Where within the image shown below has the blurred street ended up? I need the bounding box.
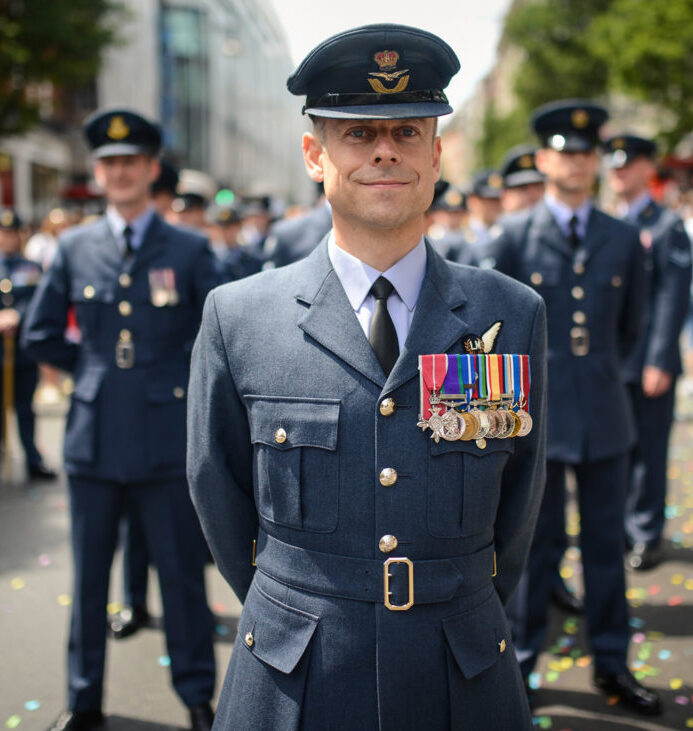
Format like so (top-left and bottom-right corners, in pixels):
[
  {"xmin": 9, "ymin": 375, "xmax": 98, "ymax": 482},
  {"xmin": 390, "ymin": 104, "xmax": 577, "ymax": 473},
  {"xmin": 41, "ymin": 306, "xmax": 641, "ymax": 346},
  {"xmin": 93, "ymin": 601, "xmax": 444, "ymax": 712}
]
[{"xmin": 1, "ymin": 382, "xmax": 692, "ymax": 730}]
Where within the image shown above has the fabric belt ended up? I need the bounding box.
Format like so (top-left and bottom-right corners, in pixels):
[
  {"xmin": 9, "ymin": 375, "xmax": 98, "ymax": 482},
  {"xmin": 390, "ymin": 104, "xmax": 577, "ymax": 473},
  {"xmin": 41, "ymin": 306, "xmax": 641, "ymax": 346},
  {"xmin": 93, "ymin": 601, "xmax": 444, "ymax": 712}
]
[{"xmin": 254, "ymin": 530, "xmax": 496, "ymax": 608}]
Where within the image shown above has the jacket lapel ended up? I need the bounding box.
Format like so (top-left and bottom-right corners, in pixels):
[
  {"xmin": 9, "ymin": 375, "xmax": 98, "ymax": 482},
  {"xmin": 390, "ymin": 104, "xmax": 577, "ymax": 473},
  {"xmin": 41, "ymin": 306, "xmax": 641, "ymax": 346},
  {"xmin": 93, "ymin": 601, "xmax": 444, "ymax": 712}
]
[
  {"xmin": 531, "ymin": 201, "xmax": 573, "ymax": 259},
  {"xmin": 581, "ymin": 207, "xmax": 610, "ymax": 264},
  {"xmin": 95, "ymin": 216, "xmax": 125, "ymax": 272}
]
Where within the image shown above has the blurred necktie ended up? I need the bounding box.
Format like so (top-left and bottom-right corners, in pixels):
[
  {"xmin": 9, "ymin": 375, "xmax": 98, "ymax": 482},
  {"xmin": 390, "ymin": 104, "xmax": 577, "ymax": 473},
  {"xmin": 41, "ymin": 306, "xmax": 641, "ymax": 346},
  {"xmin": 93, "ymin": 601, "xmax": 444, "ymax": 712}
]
[
  {"xmin": 124, "ymin": 225, "xmax": 134, "ymax": 256},
  {"xmin": 568, "ymin": 215, "xmax": 580, "ymax": 249},
  {"xmin": 369, "ymin": 276, "xmax": 399, "ymax": 376}
]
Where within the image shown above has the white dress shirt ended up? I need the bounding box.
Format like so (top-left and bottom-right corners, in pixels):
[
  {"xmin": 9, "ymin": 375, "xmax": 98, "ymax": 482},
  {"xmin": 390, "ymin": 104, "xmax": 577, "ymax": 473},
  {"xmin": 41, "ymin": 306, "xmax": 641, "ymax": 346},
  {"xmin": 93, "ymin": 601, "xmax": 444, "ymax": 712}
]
[
  {"xmin": 327, "ymin": 233, "xmax": 427, "ymax": 351},
  {"xmin": 544, "ymin": 193, "xmax": 591, "ymax": 239}
]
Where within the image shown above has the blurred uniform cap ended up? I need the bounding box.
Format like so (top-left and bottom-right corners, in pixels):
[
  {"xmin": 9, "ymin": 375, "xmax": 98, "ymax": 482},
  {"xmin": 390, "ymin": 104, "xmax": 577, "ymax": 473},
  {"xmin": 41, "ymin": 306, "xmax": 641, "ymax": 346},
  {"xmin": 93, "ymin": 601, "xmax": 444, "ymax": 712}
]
[
  {"xmin": 469, "ymin": 170, "xmax": 504, "ymax": 200},
  {"xmin": 499, "ymin": 145, "xmax": 545, "ymax": 188},
  {"xmin": 0, "ymin": 208, "xmax": 22, "ymax": 230},
  {"xmin": 603, "ymin": 134, "xmax": 657, "ymax": 169},
  {"xmin": 83, "ymin": 108, "xmax": 162, "ymax": 158},
  {"xmin": 151, "ymin": 160, "xmax": 179, "ymax": 197},
  {"xmin": 429, "ymin": 180, "xmax": 466, "ymax": 212},
  {"xmin": 287, "ymin": 23, "xmax": 459, "ymax": 119},
  {"xmin": 172, "ymin": 169, "xmax": 217, "ymax": 211},
  {"xmin": 531, "ymin": 99, "xmax": 608, "ymax": 152},
  {"xmin": 216, "ymin": 206, "xmax": 241, "ymax": 226}
]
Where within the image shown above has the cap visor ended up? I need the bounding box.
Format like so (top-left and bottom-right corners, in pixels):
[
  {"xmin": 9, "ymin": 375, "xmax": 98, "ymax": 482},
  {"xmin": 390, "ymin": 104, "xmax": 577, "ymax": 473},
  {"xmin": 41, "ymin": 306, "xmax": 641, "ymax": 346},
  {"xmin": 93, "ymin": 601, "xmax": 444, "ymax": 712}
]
[
  {"xmin": 92, "ymin": 143, "xmax": 157, "ymax": 158},
  {"xmin": 547, "ymin": 135, "xmax": 595, "ymax": 153},
  {"xmin": 305, "ymin": 102, "xmax": 453, "ymax": 120},
  {"xmin": 504, "ymin": 171, "xmax": 545, "ymax": 188}
]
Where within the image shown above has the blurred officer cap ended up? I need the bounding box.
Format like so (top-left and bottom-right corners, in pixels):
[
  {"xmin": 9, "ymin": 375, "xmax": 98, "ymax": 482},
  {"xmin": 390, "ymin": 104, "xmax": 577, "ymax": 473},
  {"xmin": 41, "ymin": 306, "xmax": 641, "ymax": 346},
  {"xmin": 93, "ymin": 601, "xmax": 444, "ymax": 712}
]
[
  {"xmin": 240, "ymin": 196, "xmax": 272, "ymax": 218},
  {"xmin": 603, "ymin": 134, "xmax": 657, "ymax": 169},
  {"xmin": 499, "ymin": 145, "xmax": 545, "ymax": 188},
  {"xmin": 216, "ymin": 205, "xmax": 241, "ymax": 226},
  {"xmin": 469, "ymin": 170, "xmax": 504, "ymax": 200},
  {"xmin": 151, "ymin": 160, "xmax": 179, "ymax": 196},
  {"xmin": 83, "ymin": 108, "xmax": 162, "ymax": 158},
  {"xmin": 531, "ymin": 99, "xmax": 608, "ymax": 152},
  {"xmin": 173, "ymin": 169, "xmax": 217, "ymax": 211},
  {"xmin": 287, "ymin": 23, "xmax": 460, "ymax": 119},
  {"xmin": 0, "ymin": 209, "xmax": 22, "ymax": 230},
  {"xmin": 429, "ymin": 180, "xmax": 466, "ymax": 212}
]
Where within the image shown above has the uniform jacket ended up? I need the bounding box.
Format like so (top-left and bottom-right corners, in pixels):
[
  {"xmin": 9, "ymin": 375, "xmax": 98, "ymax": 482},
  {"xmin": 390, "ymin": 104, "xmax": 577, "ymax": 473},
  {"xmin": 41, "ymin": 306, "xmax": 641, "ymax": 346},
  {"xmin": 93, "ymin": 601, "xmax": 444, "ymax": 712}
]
[
  {"xmin": 187, "ymin": 240, "xmax": 547, "ymax": 730},
  {"xmin": 622, "ymin": 199, "xmax": 692, "ymax": 382},
  {"xmin": 0, "ymin": 255, "xmax": 42, "ymax": 369},
  {"xmin": 487, "ymin": 200, "xmax": 646, "ymax": 464},
  {"xmin": 264, "ymin": 204, "xmax": 332, "ymax": 268},
  {"xmin": 22, "ymin": 213, "xmax": 220, "ymax": 483}
]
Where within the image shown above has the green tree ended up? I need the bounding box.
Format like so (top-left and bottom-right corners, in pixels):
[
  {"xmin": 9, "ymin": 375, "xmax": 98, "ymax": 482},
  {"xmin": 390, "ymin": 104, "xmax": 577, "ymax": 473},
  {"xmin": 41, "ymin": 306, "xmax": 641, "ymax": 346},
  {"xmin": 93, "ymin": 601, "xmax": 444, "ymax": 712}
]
[
  {"xmin": 0, "ymin": 0, "xmax": 127, "ymax": 136},
  {"xmin": 477, "ymin": 103, "xmax": 530, "ymax": 169}
]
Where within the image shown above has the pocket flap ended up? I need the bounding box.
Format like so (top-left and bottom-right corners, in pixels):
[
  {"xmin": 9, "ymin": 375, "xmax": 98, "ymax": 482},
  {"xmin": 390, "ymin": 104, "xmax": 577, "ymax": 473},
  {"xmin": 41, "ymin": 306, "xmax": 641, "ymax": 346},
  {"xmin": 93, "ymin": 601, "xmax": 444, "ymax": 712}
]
[
  {"xmin": 146, "ymin": 377, "xmax": 187, "ymax": 403},
  {"xmin": 443, "ymin": 591, "xmax": 509, "ymax": 679},
  {"xmin": 239, "ymin": 584, "xmax": 319, "ymax": 674},
  {"xmin": 72, "ymin": 367, "xmax": 106, "ymax": 402},
  {"xmin": 246, "ymin": 395, "xmax": 340, "ymax": 450},
  {"xmin": 431, "ymin": 434, "xmax": 515, "ymax": 457},
  {"xmin": 71, "ymin": 280, "xmax": 114, "ymax": 303}
]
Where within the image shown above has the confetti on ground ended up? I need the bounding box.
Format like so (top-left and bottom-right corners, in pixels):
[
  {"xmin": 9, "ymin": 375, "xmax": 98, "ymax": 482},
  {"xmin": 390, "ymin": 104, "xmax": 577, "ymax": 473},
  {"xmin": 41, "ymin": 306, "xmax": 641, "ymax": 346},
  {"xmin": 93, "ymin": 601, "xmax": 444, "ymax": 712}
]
[
  {"xmin": 658, "ymin": 649, "xmax": 672, "ymax": 660},
  {"xmin": 10, "ymin": 578, "xmax": 25, "ymax": 590},
  {"xmin": 676, "ymin": 696, "xmax": 690, "ymax": 705},
  {"xmin": 157, "ymin": 655, "xmax": 171, "ymax": 667},
  {"xmin": 671, "ymin": 678, "xmax": 684, "ymax": 690},
  {"xmin": 672, "ymin": 573, "xmax": 685, "ymax": 585},
  {"xmin": 106, "ymin": 602, "xmax": 123, "ymax": 615},
  {"xmin": 545, "ymin": 670, "xmax": 559, "ymax": 683},
  {"xmin": 215, "ymin": 624, "xmax": 229, "ymax": 636},
  {"xmin": 528, "ymin": 672, "xmax": 542, "ymax": 690},
  {"xmin": 5, "ymin": 717, "xmax": 20, "ymax": 729},
  {"xmin": 23, "ymin": 702, "xmax": 39, "ymax": 712},
  {"xmin": 38, "ymin": 554, "xmax": 52, "ymax": 567},
  {"xmin": 57, "ymin": 594, "xmax": 71, "ymax": 606}
]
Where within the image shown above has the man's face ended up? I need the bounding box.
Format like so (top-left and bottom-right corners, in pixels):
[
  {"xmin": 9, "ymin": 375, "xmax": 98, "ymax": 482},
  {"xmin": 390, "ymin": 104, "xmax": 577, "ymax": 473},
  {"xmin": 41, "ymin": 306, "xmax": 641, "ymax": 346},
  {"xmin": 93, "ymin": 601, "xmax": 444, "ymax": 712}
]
[
  {"xmin": 467, "ymin": 195, "xmax": 503, "ymax": 227},
  {"xmin": 93, "ymin": 154, "xmax": 160, "ymax": 207},
  {"xmin": 0, "ymin": 229, "xmax": 21, "ymax": 255},
  {"xmin": 501, "ymin": 182, "xmax": 545, "ymax": 213},
  {"xmin": 609, "ymin": 157, "xmax": 655, "ymax": 199},
  {"xmin": 303, "ymin": 117, "xmax": 441, "ymax": 233},
  {"xmin": 535, "ymin": 148, "xmax": 599, "ymax": 195}
]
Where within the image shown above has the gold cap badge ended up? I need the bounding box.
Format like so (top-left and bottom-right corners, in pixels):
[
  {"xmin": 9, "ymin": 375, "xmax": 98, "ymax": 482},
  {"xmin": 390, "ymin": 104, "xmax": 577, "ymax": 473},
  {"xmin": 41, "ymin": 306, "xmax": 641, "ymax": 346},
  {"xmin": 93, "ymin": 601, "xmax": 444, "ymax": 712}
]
[
  {"xmin": 1, "ymin": 210, "xmax": 14, "ymax": 227},
  {"xmin": 107, "ymin": 115, "xmax": 130, "ymax": 140},
  {"xmin": 518, "ymin": 155, "xmax": 533, "ymax": 168},
  {"xmin": 444, "ymin": 190, "xmax": 463, "ymax": 207},
  {"xmin": 488, "ymin": 173, "xmax": 503, "ymax": 189},
  {"xmin": 612, "ymin": 137, "xmax": 625, "ymax": 149},
  {"xmin": 571, "ymin": 109, "xmax": 590, "ymax": 129},
  {"xmin": 368, "ymin": 50, "xmax": 410, "ymax": 94}
]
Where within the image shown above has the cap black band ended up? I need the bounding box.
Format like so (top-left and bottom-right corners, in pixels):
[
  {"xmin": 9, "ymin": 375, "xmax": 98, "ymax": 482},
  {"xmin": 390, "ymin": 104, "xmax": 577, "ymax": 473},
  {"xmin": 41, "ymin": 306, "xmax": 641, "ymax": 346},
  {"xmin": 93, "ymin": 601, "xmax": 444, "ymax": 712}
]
[{"xmin": 304, "ymin": 88, "xmax": 448, "ymax": 113}]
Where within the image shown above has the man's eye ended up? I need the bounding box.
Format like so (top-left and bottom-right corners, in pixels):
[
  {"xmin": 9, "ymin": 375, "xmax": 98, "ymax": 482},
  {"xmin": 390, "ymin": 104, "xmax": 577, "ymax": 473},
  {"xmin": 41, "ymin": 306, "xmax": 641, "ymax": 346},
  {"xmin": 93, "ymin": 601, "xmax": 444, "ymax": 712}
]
[
  {"xmin": 349, "ymin": 129, "xmax": 366, "ymax": 138},
  {"xmin": 401, "ymin": 127, "xmax": 417, "ymax": 137}
]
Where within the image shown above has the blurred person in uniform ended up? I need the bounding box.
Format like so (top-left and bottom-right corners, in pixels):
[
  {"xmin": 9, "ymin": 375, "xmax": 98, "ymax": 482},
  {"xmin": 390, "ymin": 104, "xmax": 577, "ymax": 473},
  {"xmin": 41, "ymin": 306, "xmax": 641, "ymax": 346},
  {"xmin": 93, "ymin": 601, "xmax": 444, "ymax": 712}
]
[
  {"xmin": 170, "ymin": 169, "xmax": 217, "ymax": 232},
  {"xmin": 426, "ymin": 179, "xmax": 476, "ymax": 264},
  {"xmin": 605, "ymin": 134, "xmax": 692, "ymax": 570},
  {"xmin": 237, "ymin": 195, "xmax": 273, "ymax": 252},
  {"xmin": 23, "ymin": 108, "xmax": 219, "ymax": 731},
  {"xmin": 487, "ymin": 100, "xmax": 660, "ymax": 715},
  {"xmin": 150, "ymin": 160, "xmax": 179, "ymax": 219},
  {"xmin": 25, "ymin": 207, "xmax": 72, "ymax": 271},
  {"xmin": 188, "ymin": 24, "xmax": 548, "ymax": 730},
  {"xmin": 263, "ymin": 182, "xmax": 332, "ymax": 268},
  {"xmin": 499, "ymin": 146, "xmax": 545, "ymax": 214},
  {"xmin": 0, "ymin": 209, "xmax": 56, "ymax": 479},
  {"xmin": 463, "ymin": 169, "xmax": 504, "ymax": 247},
  {"xmin": 216, "ymin": 205, "xmax": 264, "ymax": 282}
]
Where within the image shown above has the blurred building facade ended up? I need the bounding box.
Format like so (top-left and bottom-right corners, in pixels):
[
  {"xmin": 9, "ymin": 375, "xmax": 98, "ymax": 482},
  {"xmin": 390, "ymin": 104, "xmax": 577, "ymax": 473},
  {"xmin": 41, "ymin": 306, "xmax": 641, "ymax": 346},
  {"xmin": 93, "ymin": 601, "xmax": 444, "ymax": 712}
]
[{"xmin": 0, "ymin": 0, "xmax": 312, "ymax": 224}]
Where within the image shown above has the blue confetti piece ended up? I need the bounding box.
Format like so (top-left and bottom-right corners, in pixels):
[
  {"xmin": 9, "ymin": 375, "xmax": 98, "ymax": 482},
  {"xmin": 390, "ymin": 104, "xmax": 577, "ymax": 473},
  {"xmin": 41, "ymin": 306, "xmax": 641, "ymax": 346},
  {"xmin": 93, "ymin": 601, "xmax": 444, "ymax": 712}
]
[
  {"xmin": 528, "ymin": 672, "xmax": 542, "ymax": 690},
  {"xmin": 215, "ymin": 624, "xmax": 229, "ymax": 636},
  {"xmin": 664, "ymin": 505, "xmax": 680, "ymax": 519},
  {"xmin": 157, "ymin": 655, "xmax": 171, "ymax": 667},
  {"xmin": 629, "ymin": 617, "xmax": 645, "ymax": 629},
  {"xmin": 24, "ymin": 701, "xmax": 40, "ymax": 711},
  {"xmin": 658, "ymin": 650, "xmax": 671, "ymax": 660}
]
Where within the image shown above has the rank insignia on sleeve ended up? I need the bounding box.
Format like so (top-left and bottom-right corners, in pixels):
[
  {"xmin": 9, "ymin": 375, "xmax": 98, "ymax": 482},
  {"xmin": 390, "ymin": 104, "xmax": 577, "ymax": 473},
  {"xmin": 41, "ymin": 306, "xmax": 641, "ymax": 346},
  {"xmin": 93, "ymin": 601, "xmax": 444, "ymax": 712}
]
[{"xmin": 417, "ymin": 353, "xmax": 532, "ymax": 445}]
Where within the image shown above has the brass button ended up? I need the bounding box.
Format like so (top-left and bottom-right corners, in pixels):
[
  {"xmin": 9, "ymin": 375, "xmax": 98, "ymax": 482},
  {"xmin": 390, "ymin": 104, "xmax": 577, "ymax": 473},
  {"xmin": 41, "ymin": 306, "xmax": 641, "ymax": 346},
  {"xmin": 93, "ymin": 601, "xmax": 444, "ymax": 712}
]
[
  {"xmin": 119, "ymin": 273, "xmax": 132, "ymax": 288},
  {"xmin": 573, "ymin": 262, "xmax": 585, "ymax": 275},
  {"xmin": 476, "ymin": 438, "xmax": 487, "ymax": 450},
  {"xmin": 0, "ymin": 278, "xmax": 12, "ymax": 294},
  {"xmin": 530, "ymin": 272, "xmax": 543, "ymax": 286},
  {"xmin": 274, "ymin": 428, "xmax": 287, "ymax": 444},
  {"xmin": 499, "ymin": 639, "xmax": 507, "ymax": 653},
  {"xmin": 379, "ymin": 535, "xmax": 398, "ymax": 553},
  {"xmin": 611, "ymin": 275, "xmax": 622, "ymax": 288},
  {"xmin": 118, "ymin": 300, "xmax": 132, "ymax": 317},
  {"xmin": 379, "ymin": 468, "xmax": 398, "ymax": 487},
  {"xmin": 173, "ymin": 386, "xmax": 185, "ymax": 399},
  {"xmin": 83, "ymin": 285, "xmax": 95, "ymax": 299},
  {"xmin": 572, "ymin": 311, "xmax": 586, "ymax": 325},
  {"xmin": 244, "ymin": 631, "xmax": 254, "ymax": 647},
  {"xmin": 119, "ymin": 329, "xmax": 132, "ymax": 341},
  {"xmin": 571, "ymin": 286, "xmax": 584, "ymax": 300},
  {"xmin": 379, "ymin": 398, "xmax": 396, "ymax": 416}
]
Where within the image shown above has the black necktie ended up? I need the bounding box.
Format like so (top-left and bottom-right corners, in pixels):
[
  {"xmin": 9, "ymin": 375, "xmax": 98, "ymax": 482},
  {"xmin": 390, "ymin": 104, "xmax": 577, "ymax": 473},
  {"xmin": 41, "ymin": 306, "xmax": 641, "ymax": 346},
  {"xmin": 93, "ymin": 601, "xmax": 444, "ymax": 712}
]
[
  {"xmin": 568, "ymin": 215, "xmax": 580, "ymax": 249},
  {"xmin": 124, "ymin": 225, "xmax": 134, "ymax": 256},
  {"xmin": 369, "ymin": 276, "xmax": 399, "ymax": 376}
]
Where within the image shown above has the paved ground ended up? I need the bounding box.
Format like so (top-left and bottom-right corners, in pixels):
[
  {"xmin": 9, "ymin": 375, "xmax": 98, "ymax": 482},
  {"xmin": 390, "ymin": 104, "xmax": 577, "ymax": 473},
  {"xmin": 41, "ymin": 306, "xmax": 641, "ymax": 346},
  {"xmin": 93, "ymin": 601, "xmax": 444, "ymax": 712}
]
[{"xmin": 1, "ymin": 384, "xmax": 692, "ymax": 730}]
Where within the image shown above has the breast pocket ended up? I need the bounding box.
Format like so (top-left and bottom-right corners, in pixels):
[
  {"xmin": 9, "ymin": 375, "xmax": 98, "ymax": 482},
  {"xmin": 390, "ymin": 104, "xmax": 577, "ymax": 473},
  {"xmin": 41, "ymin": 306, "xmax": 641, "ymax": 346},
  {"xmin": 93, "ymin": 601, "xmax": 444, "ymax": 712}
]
[
  {"xmin": 247, "ymin": 395, "xmax": 340, "ymax": 533},
  {"xmin": 427, "ymin": 437, "xmax": 514, "ymax": 538},
  {"xmin": 70, "ymin": 279, "xmax": 113, "ymax": 336},
  {"xmin": 145, "ymin": 371, "xmax": 188, "ymax": 470}
]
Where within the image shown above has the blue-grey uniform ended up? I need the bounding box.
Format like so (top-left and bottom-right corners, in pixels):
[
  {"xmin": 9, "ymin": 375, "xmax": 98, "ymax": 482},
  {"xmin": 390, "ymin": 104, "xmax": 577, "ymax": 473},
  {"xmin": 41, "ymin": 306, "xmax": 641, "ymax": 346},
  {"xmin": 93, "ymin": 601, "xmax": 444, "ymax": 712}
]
[
  {"xmin": 187, "ymin": 24, "xmax": 548, "ymax": 731},
  {"xmin": 21, "ymin": 109, "xmax": 220, "ymax": 717},
  {"xmin": 263, "ymin": 203, "xmax": 332, "ymax": 268},
  {"xmin": 487, "ymin": 102, "xmax": 647, "ymax": 680},
  {"xmin": 0, "ymin": 228, "xmax": 46, "ymax": 472}
]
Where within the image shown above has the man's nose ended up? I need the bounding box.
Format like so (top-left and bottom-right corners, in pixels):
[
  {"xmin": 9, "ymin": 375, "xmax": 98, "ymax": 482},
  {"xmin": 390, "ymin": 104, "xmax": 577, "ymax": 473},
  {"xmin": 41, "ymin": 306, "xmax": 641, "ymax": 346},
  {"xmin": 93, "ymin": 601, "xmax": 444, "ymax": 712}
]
[{"xmin": 371, "ymin": 134, "xmax": 401, "ymax": 165}]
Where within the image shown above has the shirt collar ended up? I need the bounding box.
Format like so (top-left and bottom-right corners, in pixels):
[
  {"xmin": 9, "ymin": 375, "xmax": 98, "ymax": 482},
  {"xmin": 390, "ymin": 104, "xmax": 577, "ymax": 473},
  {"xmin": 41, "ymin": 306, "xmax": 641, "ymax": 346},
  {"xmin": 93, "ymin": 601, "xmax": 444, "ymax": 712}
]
[
  {"xmin": 327, "ymin": 232, "xmax": 427, "ymax": 312},
  {"xmin": 106, "ymin": 205, "xmax": 155, "ymax": 248},
  {"xmin": 544, "ymin": 193, "xmax": 592, "ymax": 237},
  {"xmin": 627, "ymin": 191, "xmax": 653, "ymax": 222}
]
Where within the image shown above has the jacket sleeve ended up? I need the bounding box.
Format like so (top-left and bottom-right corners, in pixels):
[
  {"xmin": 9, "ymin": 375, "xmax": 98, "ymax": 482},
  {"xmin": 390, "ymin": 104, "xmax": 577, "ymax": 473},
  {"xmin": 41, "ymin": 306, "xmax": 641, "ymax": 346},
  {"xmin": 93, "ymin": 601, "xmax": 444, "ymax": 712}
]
[
  {"xmin": 493, "ymin": 297, "xmax": 547, "ymax": 605},
  {"xmin": 187, "ymin": 289, "xmax": 258, "ymax": 603},
  {"xmin": 191, "ymin": 238, "xmax": 224, "ymax": 322},
  {"xmin": 484, "ymin": 225, "xmax": 520, "ymax": 279},
  {"xmin": 619, "ymin": 228, "xmax": 648, "ymax": 363},
  {"xmin": 645, "ymin": 220, "xmax": 692, "ymax": 372},
  {"xmin": 20, "ymin": 243, "xmax": 78, "ymax": 372}
]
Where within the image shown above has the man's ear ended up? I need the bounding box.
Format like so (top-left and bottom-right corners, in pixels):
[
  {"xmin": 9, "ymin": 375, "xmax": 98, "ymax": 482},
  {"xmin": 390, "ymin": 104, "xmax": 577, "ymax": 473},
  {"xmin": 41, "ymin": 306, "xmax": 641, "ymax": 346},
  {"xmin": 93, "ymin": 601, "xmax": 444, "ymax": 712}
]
[
  {"xmin": 302, "ymin": 132, "xmax": 324, "ymax": 183},
  {"xmin": 432, "ymin": 135, "xmax": 442, "ymax": 181}
]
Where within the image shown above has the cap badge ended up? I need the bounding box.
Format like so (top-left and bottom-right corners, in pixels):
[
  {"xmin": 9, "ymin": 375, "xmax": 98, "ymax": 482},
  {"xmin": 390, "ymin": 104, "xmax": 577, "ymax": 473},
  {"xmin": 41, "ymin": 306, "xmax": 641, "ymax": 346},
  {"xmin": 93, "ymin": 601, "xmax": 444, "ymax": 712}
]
[
  {"xmin": 368, "ymin": 50, "xmax": 410, "ymax": 94},
  {"xmin": 1, "ymin": 210, "xmax": 14, "ymax": 227},
  {"xmin": 571, "ymin": 109, "xmax": 590, "ymax": 129},
  {"xmin": 445, "ymin": 190, "xmax": 462, "ymax": 207},
  {"xmin": 488, "ymin": 174, "xmax": 503, "ymax": 189},
  {"xmin": 107, "ymin": 115, "xmax": 130, "ymax": 140},
  {"xmin": 613, "ymin": 137, "xmax": 625, "ymax": 149},
  {"xmin": 518, "ymin": 155, "xmax": 533, "ymax": 168}
]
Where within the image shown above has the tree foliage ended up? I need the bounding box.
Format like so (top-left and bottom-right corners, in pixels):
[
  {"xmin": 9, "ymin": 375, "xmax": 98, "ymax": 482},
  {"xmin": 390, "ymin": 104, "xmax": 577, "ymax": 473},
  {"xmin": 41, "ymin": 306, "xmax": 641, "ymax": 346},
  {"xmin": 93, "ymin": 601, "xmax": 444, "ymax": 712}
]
[{"xmin": 0, "ymin": 0, "xmax": 127, "ymax": 136}]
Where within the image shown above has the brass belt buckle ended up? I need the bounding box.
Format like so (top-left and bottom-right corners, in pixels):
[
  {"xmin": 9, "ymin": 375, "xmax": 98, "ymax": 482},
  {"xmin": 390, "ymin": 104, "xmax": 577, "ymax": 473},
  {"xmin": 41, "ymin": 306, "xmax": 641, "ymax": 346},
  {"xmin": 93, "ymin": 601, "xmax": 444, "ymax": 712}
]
[
  {"xmin": 383, "ymin": 557, "xmax": 414, "ymax": 611},
  {"xmin": 570, "ymin": 326, "xmax": 589, "ymax": 356},
  {"xmin": 115, "ymin": 338, "xmax": 135, "ymax": 369}
]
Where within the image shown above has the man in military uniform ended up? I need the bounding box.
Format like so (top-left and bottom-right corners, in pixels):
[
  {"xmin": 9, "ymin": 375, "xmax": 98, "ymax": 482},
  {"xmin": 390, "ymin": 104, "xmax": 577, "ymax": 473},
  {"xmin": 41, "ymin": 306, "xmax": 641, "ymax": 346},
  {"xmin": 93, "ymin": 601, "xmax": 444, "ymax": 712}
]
[
  {"xmin": 605, "ymin": 134, "xmax": 692, "ymax": 570},
  {"xmin": 215, "ymin": 205, "xmax": 265, "ymax": 282},
  {"xmin": 426, "ymin": 180, "xmax": 476, "ymax": 265},
  {"xmin": 23, "ymin": 109, "xmax": 219, "ymax": 731},
  {"xmin": 463, "ymin": 169, "xmax": 504, "ymax": 247},
  {"xmin": 0, "ymin": 209, "xmax": 55, "ymax": 479},
  {"xmin": 188, "ymin": 24, "xmax": 547, "ymax": 729},
  {"xmin": 499, "ymin": 146, "xmax": 545, "ymax": 214},
  {"xmin": 488, "ymin": 100, "xmax": 660, "ymax": 715}
]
